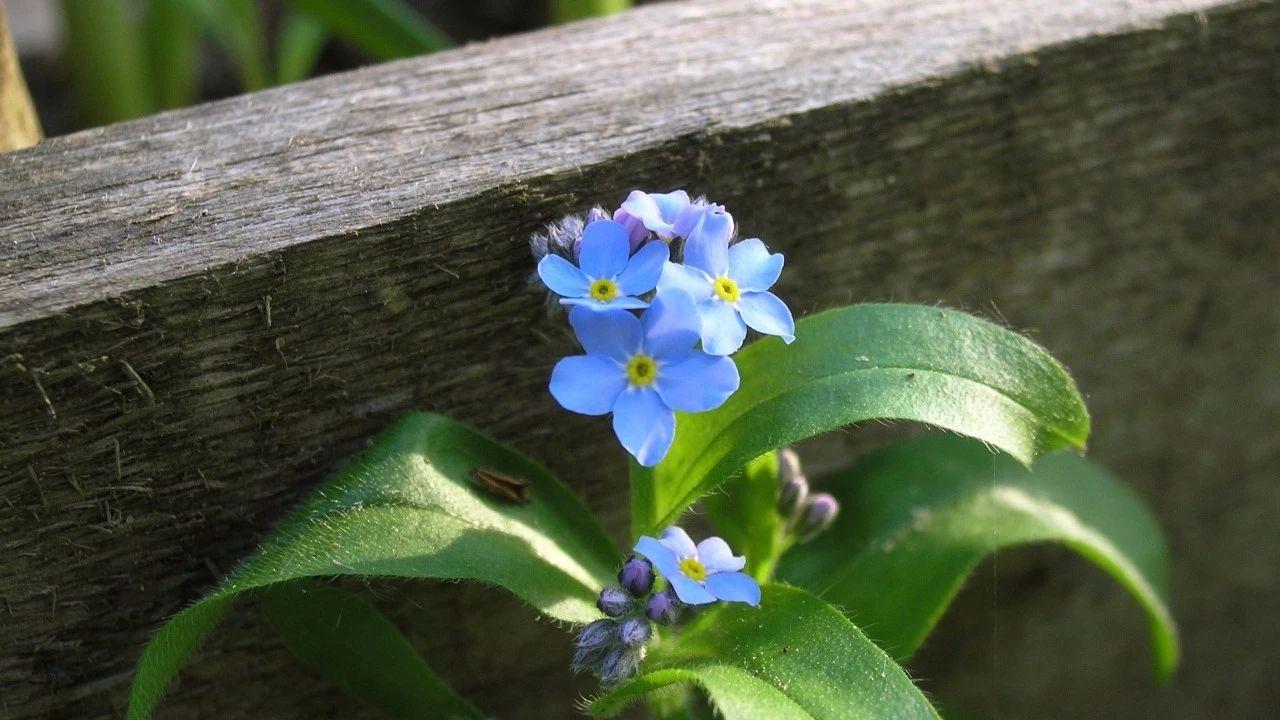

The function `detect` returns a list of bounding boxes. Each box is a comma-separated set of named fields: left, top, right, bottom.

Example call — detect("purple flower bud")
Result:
left=571, top=618, right=620, bottom=675
left=618, top=617, right=652, bottom=647
left=598, top=645, right=645, bottom=688
left=577, top=618, right=619, bottom=650
left=618, top=556, right=654, bottom=596
left=585, top=206, right=611, bottom=225
left=778, top=475, right=808, bottom=519
left=597, top=587, right=632, bottom=617
left=645, top=590, right=682, bottom=625
left=798, top=493, right=840, bottom=541
left=777, top=447, right=804, bottom=484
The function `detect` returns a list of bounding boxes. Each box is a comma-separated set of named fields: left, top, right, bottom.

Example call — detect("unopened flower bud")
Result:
left=798, top=493, right=839, bottom=541
left=618, top=556, right=654, bottom=596
left=645, top=590, right=682, bottom=625
left=597, top=587, right=632, bottom=617
left=585, top=206, right=611, bottom=225
left=619, top=617, right=653, bottom=647
left=777, top=447, right=804, bottom=484
left=571, top=618, right=619, bottom=675
left=778, top=474, right=808, bottom=518
left=598, top=645, right=645, bottom=688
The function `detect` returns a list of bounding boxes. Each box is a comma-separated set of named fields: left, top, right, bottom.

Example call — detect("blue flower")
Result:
left=615, top=190, right=735, bottom=244
left=537, top=219, right=669, bottom=312
left=633, top=527, right=761, bottom=606
left=549, top=291, right=739, bottom=466
left=658, top=217, right=796, bottom=355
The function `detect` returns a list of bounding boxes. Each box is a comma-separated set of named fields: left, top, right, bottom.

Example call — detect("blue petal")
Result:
left=668, top=573, right=717, bottom=605
left=698, top=299, right=748, bottom=356
left=641, top=289, right=701, bottom=362
left=654, top=351, right=739, bottom=412
left=704, top=571, right=761, bottom=606
left=578, top=220, right=631, bottom=278
left=727, top=238, right=784, bottom=292
left=657, top=262, right=714, bottom=302
left=561, top=296, right=650, bottom=311
left=696, top=537, right=745, bottom=574
left=612, top=388, right=675, bottom=467
left=682, top=211, right=732, bottom=276
left=569, top=306, right=642, bottom=362
left=634, top=535, right=680, bottom=579
left=549, top=355, right=625, bottom=415
left=537, top=254, right=589, bottom=298
left=616, top=241, right=669, bottom=296
left=738, top=291, right=796, bottom=344
left=659, top=527, right=698, bottom=558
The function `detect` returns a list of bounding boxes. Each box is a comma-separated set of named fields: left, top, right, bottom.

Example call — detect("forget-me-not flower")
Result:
left=634, top=527, right=761, bottom=606
left=658, top=216, right=796, bottom=355
left=615, top=190, right=734, bottom=246
left=538, top=219, right=668, bottom=311
left=549, top=291, right=739, bottom=466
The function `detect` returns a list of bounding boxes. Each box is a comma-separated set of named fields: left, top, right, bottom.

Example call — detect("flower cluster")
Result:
left=535, top=190, right=796, bottom=466
left=573, top=527, right=759, bottom=687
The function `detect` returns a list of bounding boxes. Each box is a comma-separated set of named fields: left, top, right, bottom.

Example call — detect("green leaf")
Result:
left=275, top=9, right=329, bottom=86
left=778, top=435, right=1178, bottom=679
left=591, top=585, right=940, bottom=719
left=260, top=580, right=482, bottom=719
left=632, top=303, right=1089, bottom=538
left=700, top=452, right=782, bottom=581
left=144, top=0, right=202, bottom=109
left=125, top=412, right=617, bottom=719
left=283, top=0, right=452, bottom=60
left=59, top=0, right=153, bottom=124
left=184, top=0, right=270, bottom=91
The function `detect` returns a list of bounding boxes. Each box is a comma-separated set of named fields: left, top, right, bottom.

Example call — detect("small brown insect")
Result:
left=470, top=468, right=531, bottom=505
left=781, top=644, right=796, bottom=654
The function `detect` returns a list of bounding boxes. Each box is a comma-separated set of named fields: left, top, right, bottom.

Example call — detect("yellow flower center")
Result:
left=678, top=556, right=708, bottom=582
left=713, top=276, right=740, bottom=303
left=589, top=278, right=619, bottom=302
left=626, top=355, right=658, bottom=387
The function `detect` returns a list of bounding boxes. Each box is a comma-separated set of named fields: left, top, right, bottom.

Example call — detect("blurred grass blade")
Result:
left=59, top=0, right=153, bottom=124
left=184, top=0, right=270, bottom=91
left=552, top=0, right=634, bottom=23
left=145, top=0, right=202, bottom=109
left=275, top=9, right=328, bottom=85
left=124, top=412, right=618, bottom=719
left=284, top=0, right=453, bottom=60
left=260, top=580, right=482, bottom=719
left=778, top=435, right=1179, bottom=679
left=591, top=585, right=940, bottom=719
left=632, top=303, right=1090, bottom=538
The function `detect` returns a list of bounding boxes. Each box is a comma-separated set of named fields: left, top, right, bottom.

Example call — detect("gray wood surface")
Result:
left=0, top=0, right=1276, bottom=718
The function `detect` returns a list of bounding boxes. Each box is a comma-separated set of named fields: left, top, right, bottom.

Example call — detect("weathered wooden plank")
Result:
left=0, top=1, right=1276, bottom=718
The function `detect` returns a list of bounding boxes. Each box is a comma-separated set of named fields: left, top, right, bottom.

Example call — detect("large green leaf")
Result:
left=632, top=303, right=1090, bottom=537
left=260, top=580, right=482, bottom=719
left=778, top=435, right=1178, bottom=678
left=591, top=585, right=940, bottom=719
left=125, top=412, right=617, bottom=719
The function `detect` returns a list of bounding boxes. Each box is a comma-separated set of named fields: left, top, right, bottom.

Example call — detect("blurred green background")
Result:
left=4, top=0, right=641, bottom=135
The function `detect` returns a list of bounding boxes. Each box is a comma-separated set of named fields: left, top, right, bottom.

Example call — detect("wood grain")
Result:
left=0, top=1, right=1276, bottom=718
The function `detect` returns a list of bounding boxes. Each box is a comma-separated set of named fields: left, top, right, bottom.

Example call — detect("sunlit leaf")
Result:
left=633, top=303, right=1090, bottom=537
